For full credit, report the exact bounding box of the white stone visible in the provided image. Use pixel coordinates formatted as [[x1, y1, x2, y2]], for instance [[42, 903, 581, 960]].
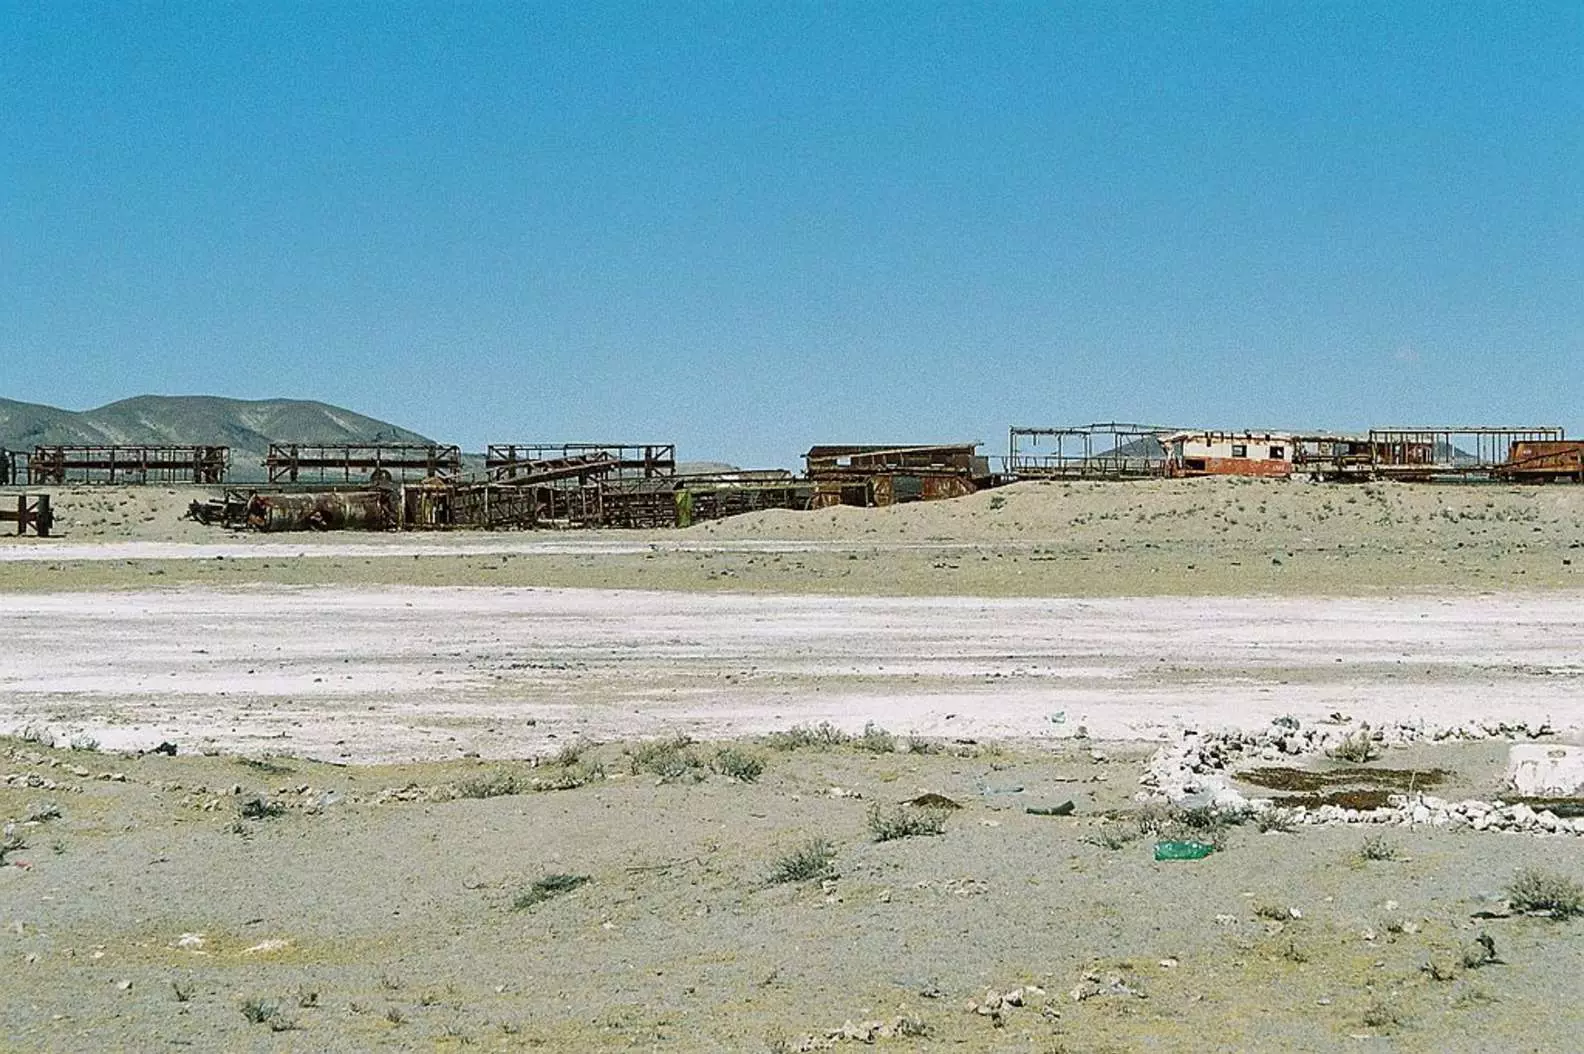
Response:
[[1506, 745, 1584, 796]]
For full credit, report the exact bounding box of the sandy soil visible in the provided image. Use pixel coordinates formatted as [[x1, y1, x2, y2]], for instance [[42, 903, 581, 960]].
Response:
[[3, 477, 1583, 596], [3, 478, 1584, 1052]]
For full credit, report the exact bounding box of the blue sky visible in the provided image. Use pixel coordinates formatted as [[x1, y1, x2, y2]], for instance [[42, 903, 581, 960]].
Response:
[[4, 2, 1580, 468]]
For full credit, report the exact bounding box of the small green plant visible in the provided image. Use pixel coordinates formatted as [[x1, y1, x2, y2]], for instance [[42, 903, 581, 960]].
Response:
[[768, 839, 836, 884], [1507, 867, 1584, 919], [1084, 820, 1145, 851], [856, 722, 897, 754], [553, 738, 593, 766], [1361, 997, 1401, 1030], [630, 737, 704, 782], [763, 723, 850, 751], [1329, 730, 1381, 764], [238, 796, 286, 820], [385, 1005, 406, 1026], [867, 803, 947, 842], [711, 748, 765, 782], [1255, 807, 1297, 833], [455, 770, 527, 799], [171, 979, 194, 1003], [533, 760, 604, 791], [240, 997, 279, 1024], [903, 735, 940, 755], [296, 987, 320, 1008], [513, 873, 591, 910], [1359, 834, 1400, 861], [23, 801, 61, 824]]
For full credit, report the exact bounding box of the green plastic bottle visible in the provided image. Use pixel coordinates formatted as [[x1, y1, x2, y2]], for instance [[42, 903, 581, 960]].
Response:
[[1154, 840, 1215, 861]]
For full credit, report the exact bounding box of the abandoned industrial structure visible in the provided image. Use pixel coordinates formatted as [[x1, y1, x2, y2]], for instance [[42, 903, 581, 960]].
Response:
[[2, 421, 1580, 537]]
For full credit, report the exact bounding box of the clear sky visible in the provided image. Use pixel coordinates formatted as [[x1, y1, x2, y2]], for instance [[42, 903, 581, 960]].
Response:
[[4, 2, 1580, 468]]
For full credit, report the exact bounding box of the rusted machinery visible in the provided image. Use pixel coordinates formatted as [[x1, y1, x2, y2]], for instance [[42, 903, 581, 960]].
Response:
[[264, 444, 462, 484], [244, 490, 397, 532], [1498, 440, 1584, 483], [804, 444, 988, 508], [1009, 424, 1175, 479], [486, 444, 675, 480], [27, 445, 228, 485], [0, 495, 52, 536]]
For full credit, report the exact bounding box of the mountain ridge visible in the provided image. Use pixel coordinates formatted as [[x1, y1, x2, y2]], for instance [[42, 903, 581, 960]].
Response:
[[0, 395, 438, 481]]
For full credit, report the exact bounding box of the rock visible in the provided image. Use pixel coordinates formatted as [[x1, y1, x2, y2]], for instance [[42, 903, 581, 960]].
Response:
[[1506, 745, 1584, 796]]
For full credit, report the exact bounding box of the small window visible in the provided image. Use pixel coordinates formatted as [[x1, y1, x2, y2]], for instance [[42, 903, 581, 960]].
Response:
[[1231, 444, 1248, 458], [1269, 445, 1285, 460]]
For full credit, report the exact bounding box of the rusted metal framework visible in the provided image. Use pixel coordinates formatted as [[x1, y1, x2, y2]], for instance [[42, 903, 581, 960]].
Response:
[[1297, 427, 1569, 481], [1008, 424, 1175, 479], [804, 443, 988, 508], [0, 495, 52, 536], [676, 477, 812, 526], [264, 444, 461, 484], [0, 448, 20, 486], [27, 445, 228, 485], [486, 444, 675, 481]]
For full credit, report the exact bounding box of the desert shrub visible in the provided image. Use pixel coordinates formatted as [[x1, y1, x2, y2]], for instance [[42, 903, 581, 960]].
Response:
[[238, 796, 286, 820], [763, 723, 850, 751], [1361, 998, 1401, 1029], [553, 738, 594, 767], [630, 737, 704, 782], [856, 722, 897, 754], [768, 838, 836, 884], [1507, 867, 1584, 919], [1359, 834, 1400, 861], [711, 748, 764, 782], [23, 801, 62, 824], [1329, 730, 1381, 764], [1255, 807, 1298, 833], [240, 997, 298, 1029], [533, 760, 604, 791], [1084, 820, 1145, 851], [513, 873, 590, 910], [902, 735, 940, 755], [868, 804, 947, 842], [455, 770, 527, 799]]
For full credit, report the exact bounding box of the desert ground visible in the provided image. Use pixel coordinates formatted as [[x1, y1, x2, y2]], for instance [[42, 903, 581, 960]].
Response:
[[3, 477, 1584, 1052]]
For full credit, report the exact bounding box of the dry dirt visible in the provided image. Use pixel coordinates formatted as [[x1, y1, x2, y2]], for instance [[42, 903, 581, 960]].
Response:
[[2, 478, 1583, 1052]]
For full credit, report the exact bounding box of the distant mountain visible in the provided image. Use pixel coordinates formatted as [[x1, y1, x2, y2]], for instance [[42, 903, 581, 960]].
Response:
[[0, 395, 437, 481]]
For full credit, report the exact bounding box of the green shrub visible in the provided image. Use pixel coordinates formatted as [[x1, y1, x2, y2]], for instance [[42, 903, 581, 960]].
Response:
[[868, 804, 947, 842], [768, 839, 836, 884]]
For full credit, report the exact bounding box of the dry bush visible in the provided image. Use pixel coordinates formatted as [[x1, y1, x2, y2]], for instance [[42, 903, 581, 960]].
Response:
[[768, 839, 836, 884], [630, 737, 705, 782], [868, 804, 947, 842], [1329, 730, 1381, 764], [1507, 868, 1584, 919], [711, 747, 765, 782], [1359, 834, 1400, 861], [513, 873, 591, 911], [763, 723, 851, 751]]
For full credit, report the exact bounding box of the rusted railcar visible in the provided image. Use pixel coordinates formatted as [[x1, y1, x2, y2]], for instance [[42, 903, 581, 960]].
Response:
[[1500, 441, 1584, 482]]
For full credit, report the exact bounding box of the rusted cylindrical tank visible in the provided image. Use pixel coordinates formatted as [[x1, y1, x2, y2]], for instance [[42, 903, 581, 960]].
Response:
[[245, 491, 395, 532]]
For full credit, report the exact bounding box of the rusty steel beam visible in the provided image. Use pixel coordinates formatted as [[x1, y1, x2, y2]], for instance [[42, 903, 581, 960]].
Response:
[[486, 444, 676, 480], [264, 444, 462, 484], [27, 445, 228, 485], [0, 495, 53, 537]]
